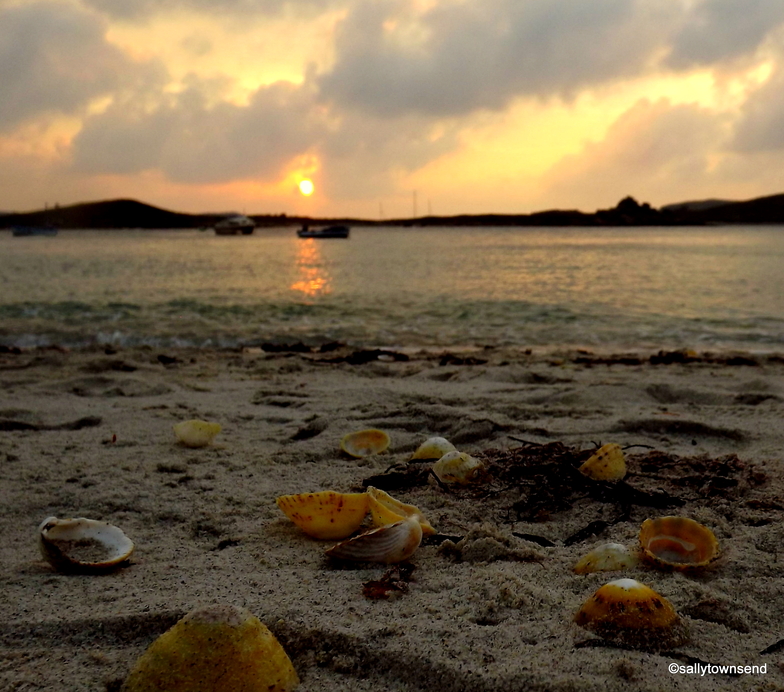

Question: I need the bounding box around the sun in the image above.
[299,179,315,196]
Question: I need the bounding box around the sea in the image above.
[2,225,783,354]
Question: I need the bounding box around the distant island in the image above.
[3,193,784,230]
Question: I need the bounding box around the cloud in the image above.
[80,0,338,20]
[0,1,138,129]
[732,63,784,152]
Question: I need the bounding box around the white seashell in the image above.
[173,419,222,448]
[573,542,640,574]
[411,436,457,460]
[39,516,134,572]
[432,451,485,484]
[325,515,422,563]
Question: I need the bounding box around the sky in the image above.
[3,0,784,218]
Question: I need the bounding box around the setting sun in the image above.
[299,179,315,196]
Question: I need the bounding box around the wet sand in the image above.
[1,345,784,691]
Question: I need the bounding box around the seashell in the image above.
[367,486,436,535]
[411,436,457,460]
[340,429,390,457]
[276,491,369,540]
[574,578,689,650]
[121,604,299,692]
[573,542,640,574]
[638,516,719,570]
[326,515,422,563]
[39,516,134,573]
[173,419,222,448]
[432,451,485,484]
[578,443,626,481]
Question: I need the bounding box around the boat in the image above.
[214,214,255,235]
[12,225,58,237]
[296,224,350,239]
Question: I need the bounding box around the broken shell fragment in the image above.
[276,491,370,540]
[121,604,299,692]
[432,451,485,484]
[173,419,222,448]
[411,436,457,460]
[367,486,436,535]
[639,516,719,570]
[574,578,689,651]
[578,443,626,481]
[326,515,423,564]
[340,429,390,457]
[38,516,134,573]
[573,542,640,574]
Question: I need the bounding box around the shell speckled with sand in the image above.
[432,451,485,484]
[578,443,626,481]
[340,429,391,457]
[639,516,719,570]
[173,419,222,448]
[574,578,689,651]
[121,604,299,692]
[276,490,370,540]
[411,436,457,460]
[38,516,134,573]
[573,542,640,574]
[325,515,423,563]
[367,486,436,535]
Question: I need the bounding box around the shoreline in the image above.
[2,346,784,690]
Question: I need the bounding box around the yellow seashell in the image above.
[367,486,436,535]
[38,516,134,573]
[578,443,626,481]
[340,429,391,457]
[411,436,457,460]
[276,491,370,540]
[432,451,485,484]
[638,516,719,570]
[121,604,299,692]
[173,419,222,448]
[573,542,640,574]
[325,515,422,563]
[574,578,688,650]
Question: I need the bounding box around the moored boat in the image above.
[214,214,255,235]
[296,224,350,239]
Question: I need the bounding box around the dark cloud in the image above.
[0,1,136,129]
[667,0,784,69]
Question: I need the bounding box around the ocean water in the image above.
[1,225,783,353]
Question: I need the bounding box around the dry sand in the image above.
[2,345,784,691]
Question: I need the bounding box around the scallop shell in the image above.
[173,419,222,448]
[367,486,436,535]
[121,604,299,692]
[411,436,457,460]
[325,515,423,563]
[432,451,485,484]
[38,516,134,573]
[574,578,689,651]
[578,443,626,481]
[276,491,370,540]
[638,516,719,570]
[573,542,640,574]
[340,429,391,457]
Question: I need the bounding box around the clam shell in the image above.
[639,516,719,570]
[432,451,485,484]
[326,515,422,563]
[39,516,134,573]
[573,542,640,574]
[367,486,436,535]
[121,604,299,692]
[276,490,370,540]
[411,436,457,460]
[578,443,626,481]
[173,419,222,448]
[340,429,390,457]
[574,578,689,650]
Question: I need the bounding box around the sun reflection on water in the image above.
[290,238,331,298]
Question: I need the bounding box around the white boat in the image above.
[214,214,255,235]
[296,224,350,239]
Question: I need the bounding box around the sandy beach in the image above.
[2,344,784,691]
